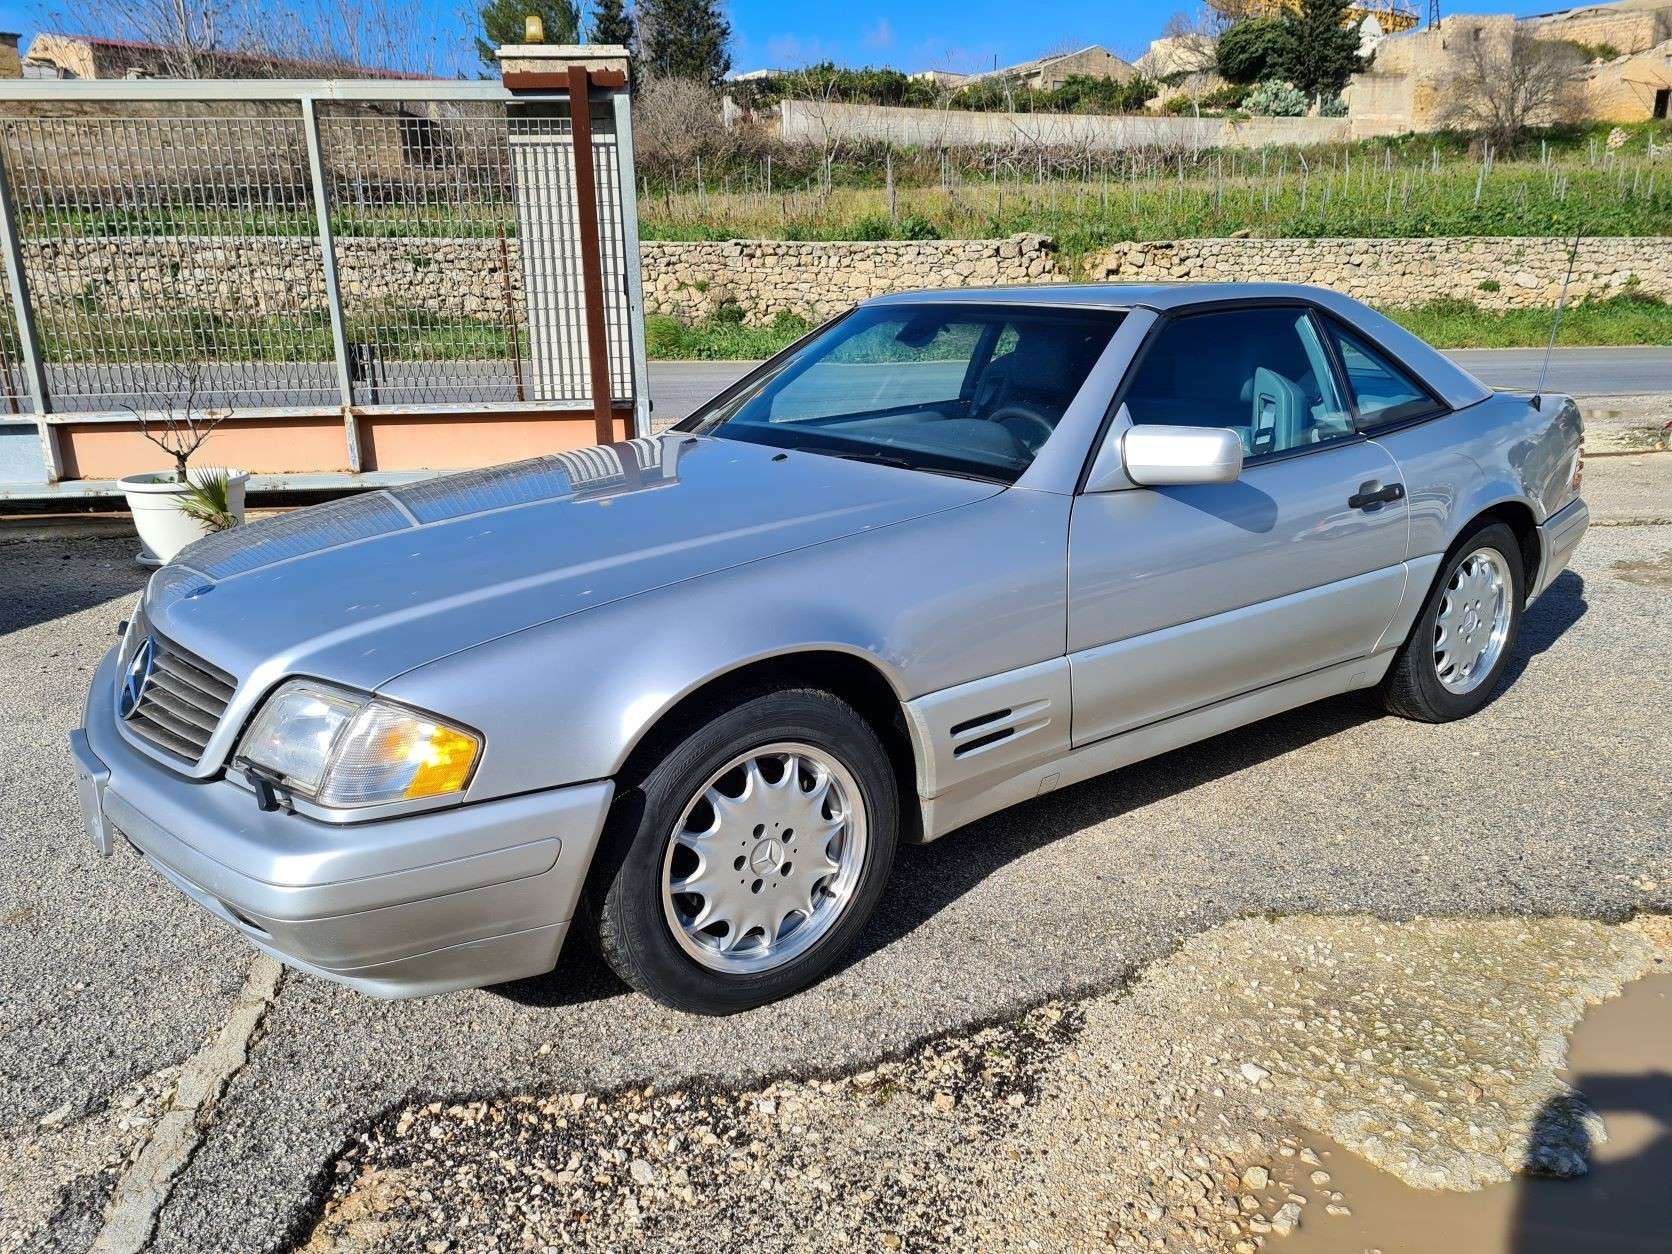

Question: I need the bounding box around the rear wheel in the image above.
[590,688,898,1014]
[1378,521,1523,722]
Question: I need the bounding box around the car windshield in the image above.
[680,304,1124,484]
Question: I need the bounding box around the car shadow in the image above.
[495,567,1590,1010]
[1499,569,1586,689]
[1509,1073,1672,1252]
[0,530,145,638]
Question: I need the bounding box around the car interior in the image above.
[1121,307,1361,458]
[715,309,1122,478]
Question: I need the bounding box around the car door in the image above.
[1067,303,1410,747]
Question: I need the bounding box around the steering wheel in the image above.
[986,403,1056,453]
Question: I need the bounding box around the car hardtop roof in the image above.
[865,281,1351,312]
[861,282,1495,412]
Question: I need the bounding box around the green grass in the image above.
[641,160,1671,272]
[641,294,1672,360]
[1385,292,1672,349]
[644,311,813,360]
[9,307,515,365]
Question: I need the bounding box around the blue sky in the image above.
[0,0,1572,77]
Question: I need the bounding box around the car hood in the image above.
[146,434,998,694]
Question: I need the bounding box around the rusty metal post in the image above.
[566,64,615,447]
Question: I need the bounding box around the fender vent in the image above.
[950,700,1051,759]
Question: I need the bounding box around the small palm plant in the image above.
[177,468,240,534]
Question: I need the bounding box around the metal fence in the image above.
[0,77,648,495]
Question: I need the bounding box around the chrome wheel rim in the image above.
[661,742,868,975]
[1434,546,1512,695]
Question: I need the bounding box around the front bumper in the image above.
[1532,495,1589,601]
[74,645,615,998]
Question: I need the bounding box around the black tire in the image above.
[589,688,899,1015]
[1377,520,1524,723]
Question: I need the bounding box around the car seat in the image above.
[1244,366,1309,456]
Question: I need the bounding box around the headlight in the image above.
[238,681,480,808]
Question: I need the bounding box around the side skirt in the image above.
[916,650,1396,843]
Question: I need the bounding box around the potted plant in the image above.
[118,368,250,565]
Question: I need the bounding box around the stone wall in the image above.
[777,100,1351,154]
[1090,236,1672,309]
[14,232,1671,335]
[640,235,1059,324]
[19,236,522,322]
[1521,4,1672,55]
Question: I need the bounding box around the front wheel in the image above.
[590,688,899,1014]
[1377,521,1523,722]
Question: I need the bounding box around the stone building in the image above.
[1347,5,1672,135]
[967,45,1138,93]
[19,31,418,80]
[1520,0,1672,55]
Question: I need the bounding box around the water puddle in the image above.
[1274,973,1672,1253]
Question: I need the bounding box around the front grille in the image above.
[126,634,237,762]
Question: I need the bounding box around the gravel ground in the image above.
[301,915,1672,1253]
[1,457,1669,1253]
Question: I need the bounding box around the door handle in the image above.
[1348,481,1405,510]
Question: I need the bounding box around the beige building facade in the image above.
[1348,4,1672,135]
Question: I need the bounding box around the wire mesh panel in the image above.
[0,267,25,414]
[0,113,339,414]
[317,103,533,408]
[509,105,634,405]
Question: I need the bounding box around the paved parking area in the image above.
[2,455,1668,1254]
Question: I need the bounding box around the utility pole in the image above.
[1428,0,1441,28]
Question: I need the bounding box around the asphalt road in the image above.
[1,456,1669,1252]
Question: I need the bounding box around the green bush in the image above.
[1217,17,1290,84]
[896,213,941,240]
[847,214,894,241]
[1199,82,1251,111]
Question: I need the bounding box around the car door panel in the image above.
[1068,439,1408,748]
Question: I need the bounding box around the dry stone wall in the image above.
[640,235,1059,324]
[18,236,523,323]
[14,233,1670,333]
[1090,236,1672,309]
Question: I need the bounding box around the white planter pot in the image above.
[118,468,249,566]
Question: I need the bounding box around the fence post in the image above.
[0,137,60,482]
[611,88,651,438]
[300,97,355,411]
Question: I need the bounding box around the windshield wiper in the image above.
[813,448,1010,484]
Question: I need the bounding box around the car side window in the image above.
[1323,320,1439,427]
[1121,307,1355,459]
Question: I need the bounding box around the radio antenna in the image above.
[1533,230,1582,409]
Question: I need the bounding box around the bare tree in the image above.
[1156,7,1225,76]
[39,0,446,77]
[634,74,734,179]
[37,0,240,77]
[129,366,229,482]
[1436,30,1585,150]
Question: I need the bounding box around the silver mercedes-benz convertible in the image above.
[70,284,1588,1013]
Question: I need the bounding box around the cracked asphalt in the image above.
[2,454,1668,1253]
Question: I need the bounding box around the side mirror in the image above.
[1121,425,1243,487]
